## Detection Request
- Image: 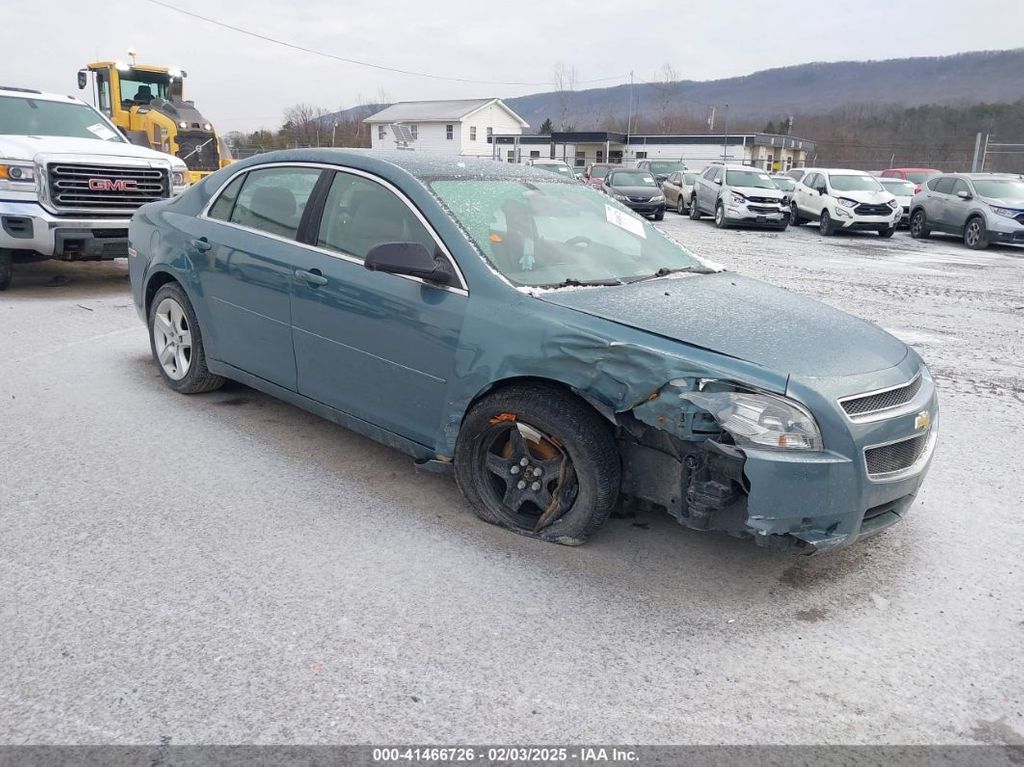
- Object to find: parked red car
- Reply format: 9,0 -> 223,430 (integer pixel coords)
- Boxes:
880,167 -> 942,194
582,163 -> 617,189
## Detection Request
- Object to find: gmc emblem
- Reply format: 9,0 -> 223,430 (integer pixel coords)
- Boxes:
88,178 -> 139,192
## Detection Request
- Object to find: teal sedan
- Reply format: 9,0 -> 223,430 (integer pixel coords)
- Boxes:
128,149 -> 938,553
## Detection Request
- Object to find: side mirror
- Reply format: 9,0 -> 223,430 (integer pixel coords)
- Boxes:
957,190 -> 972,200
817,186 -> 826,196
364,242 -> 456,287
714,178 -> 722,186
77,70 -> 88,90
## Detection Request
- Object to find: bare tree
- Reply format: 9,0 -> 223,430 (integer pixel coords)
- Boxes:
650,63 -> 680,131
281,103 -> 330,148
553,62 -> 578,131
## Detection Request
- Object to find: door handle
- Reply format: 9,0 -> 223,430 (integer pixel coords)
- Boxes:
191,237 -> 212,253
295,268 -> 328,287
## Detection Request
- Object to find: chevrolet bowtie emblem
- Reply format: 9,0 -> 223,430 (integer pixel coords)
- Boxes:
915,411 -> 932,430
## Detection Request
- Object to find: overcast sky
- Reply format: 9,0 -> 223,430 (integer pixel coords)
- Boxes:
7,0 -> 1024,132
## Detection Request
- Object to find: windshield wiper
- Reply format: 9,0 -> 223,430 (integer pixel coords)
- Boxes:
542,277 -> 626,289
627,266 -> 715,284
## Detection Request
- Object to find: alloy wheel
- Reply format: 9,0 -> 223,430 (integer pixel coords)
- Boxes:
152,297 -> 193,381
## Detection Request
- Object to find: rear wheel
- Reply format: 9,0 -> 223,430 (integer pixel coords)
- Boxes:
454,383 -> 620,545
819,209 -> 835,236
963,216 -> 989,250
148,282 -> 225,394
689,197 -> 702,220
0,249 -> 12,291
714,202 -> 728,229
909,209 -> 930,239
676,196 -> 686,215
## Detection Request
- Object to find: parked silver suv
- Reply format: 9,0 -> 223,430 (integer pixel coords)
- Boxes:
909,173 -> 1024,250
690,163 -> 790,230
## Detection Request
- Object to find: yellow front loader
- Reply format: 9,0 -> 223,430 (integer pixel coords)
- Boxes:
78,57 -> 231,184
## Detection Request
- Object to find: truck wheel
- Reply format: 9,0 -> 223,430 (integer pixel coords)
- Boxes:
819,210 -> 835,236
714,202 -> 729,228
148,282 -> 225,394
963,216 -> 989,250
0,250 -> 12,291
689,197 -> 702,220
454,383 -> 620,545
909,210 -> 930,239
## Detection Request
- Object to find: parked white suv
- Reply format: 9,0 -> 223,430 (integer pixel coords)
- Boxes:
792,168 -> 900,237
0,86 -> 189,290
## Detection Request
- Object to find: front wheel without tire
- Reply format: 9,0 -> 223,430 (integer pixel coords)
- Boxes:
963,217 -> 989,250
148,282 -> 225,394
454,384 -> 620,545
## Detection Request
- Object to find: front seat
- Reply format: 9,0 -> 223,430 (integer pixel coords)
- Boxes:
243,187 -> 298,238
133,85 -> 154,104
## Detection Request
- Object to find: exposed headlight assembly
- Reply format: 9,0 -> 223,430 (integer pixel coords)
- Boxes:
728,191 -> 747,205
680,387 -> 823,451
837,197 -> 859,209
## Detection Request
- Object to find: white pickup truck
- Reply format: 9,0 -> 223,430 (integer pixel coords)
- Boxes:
0,85 -> 190,290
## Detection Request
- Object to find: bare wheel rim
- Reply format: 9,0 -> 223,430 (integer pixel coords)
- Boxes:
153,297 -> 193,381
479,421 -> 579,532
966,220 -> 982,246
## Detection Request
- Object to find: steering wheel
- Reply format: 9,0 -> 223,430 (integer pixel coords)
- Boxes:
565,235 -> 593,248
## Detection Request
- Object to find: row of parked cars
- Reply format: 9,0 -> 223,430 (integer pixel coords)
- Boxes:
526,157 -> 1024,251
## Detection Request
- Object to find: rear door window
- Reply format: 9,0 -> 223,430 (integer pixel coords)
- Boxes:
950,179 -> 970,197
932,177 -> 956,195
208,173 -> 246,221
228,166 -> 322,239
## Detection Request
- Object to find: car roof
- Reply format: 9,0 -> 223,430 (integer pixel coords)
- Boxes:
221,148 -> 579,184
882,167 -> 942,172
0,86 -> 84,104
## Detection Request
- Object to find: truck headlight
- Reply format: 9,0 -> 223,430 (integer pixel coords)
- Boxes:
171,168 -> 190,193
681,390 -> 823,451
0,161 -> 36,188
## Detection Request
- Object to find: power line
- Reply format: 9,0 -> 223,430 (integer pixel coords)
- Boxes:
142,0 -> 628,88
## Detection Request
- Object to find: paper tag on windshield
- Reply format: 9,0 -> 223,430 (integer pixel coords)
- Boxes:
605,205 -> 646,238
87,123 -> 117,141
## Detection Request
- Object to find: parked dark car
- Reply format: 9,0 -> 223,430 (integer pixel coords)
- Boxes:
128,149 -> 937,553
634,159 -> 687,186
601,168 -> 666,220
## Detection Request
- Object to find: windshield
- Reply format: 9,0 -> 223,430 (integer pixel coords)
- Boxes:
972,178 -> 1024,200
906,171 -> 939,184
829,174 -> 883,192
880,179 -> 915,195
534,162 -> 575,178
647,161 -> 685,175
608,171 -> 657,187
0,95 -> 124,142
589,165 -> 610,179
118,70 -> 170,107
429,179 -> 710,288
725,169 -> 775,189
771,177 -> 795,192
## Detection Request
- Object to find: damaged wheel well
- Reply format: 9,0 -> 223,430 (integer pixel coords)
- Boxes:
464,376 -> 617,429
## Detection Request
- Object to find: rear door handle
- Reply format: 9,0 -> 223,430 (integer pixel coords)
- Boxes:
191,237 -> 212,253
295,268 -> 328,287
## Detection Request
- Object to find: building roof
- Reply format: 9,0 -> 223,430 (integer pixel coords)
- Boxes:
364,98 -> 528,127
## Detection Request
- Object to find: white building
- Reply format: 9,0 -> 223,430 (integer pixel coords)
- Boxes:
364,98 -> 528,156
493,130 -> 816,172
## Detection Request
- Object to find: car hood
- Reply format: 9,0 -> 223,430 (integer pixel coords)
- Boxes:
734,185 -> 786,200
980,195 -> 1024,208
538,272 -> 908,378
831,188 -> 894,204
0,134 -> 181,166
610,185 -> 662,197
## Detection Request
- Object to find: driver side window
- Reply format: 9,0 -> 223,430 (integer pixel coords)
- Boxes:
317,172 -> 436,261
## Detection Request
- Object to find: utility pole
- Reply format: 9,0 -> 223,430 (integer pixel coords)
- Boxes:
721,104 -> 729,161
971,132 -> 983,172
626,70 -> 634,138
707,105 -> 716,132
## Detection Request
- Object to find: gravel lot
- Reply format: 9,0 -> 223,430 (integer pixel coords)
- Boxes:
1,217 -> 1022,746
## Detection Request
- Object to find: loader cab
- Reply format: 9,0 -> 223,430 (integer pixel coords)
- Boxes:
82,62 -> 184,124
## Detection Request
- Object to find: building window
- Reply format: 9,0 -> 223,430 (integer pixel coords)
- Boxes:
410,125 -> 418,139
785,156 -> 793,171
635,151 -> 647,159
575,150 -> 585,167
446,124 -> 454,140
487,127 -> 493,143
470,126 -> 477,141
766,153 -> 774,170
596,149 -> 604,163
507,150 -> 515,163
378,125 -> 386,140
529,150 -> 540,158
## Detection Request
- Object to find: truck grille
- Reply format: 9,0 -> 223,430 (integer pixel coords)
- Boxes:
855,203 -> 893,216
47,163 -> 168,211
840,375 -> 922,418
175,130 -> 220,172
865,433 -> 929,477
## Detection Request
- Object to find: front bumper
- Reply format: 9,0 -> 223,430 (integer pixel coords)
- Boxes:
724,203 -> 790,226
0,200 -> 130,260
985,214 -> 1024,243
834,208 -> 900,230
621,200 -> 666,217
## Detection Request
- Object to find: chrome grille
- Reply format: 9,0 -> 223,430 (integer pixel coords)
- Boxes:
47,163 -> 169,211
841,376 -> 922,417
865,434 -> 929,476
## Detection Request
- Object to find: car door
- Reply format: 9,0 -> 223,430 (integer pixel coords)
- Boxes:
697,167 -> 717,212
197,165 -> 324,390
797,173 -> 819,217
926,177 -> 956,231
288,168 -> 467,448
944,178 -> 973,233
663,172 -> 681,206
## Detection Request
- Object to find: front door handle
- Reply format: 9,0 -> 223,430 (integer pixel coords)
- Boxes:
295,268 -> 328,287
191,237 -> 212,253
